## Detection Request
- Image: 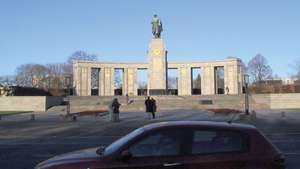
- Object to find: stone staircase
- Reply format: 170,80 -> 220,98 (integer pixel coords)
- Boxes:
47,95 -> 247,113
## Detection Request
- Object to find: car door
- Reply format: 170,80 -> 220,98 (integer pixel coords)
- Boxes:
116,129 -> 186,169
184,128 -> 250,169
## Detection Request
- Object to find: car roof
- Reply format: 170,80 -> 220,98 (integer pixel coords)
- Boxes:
142,121 -> 257,131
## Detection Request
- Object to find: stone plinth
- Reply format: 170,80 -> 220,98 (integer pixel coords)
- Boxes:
148,38 -> 167,95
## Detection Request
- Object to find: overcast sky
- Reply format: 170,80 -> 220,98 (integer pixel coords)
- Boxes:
0,0 -> 300,77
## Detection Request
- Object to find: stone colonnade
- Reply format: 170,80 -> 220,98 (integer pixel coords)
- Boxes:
73,58 -> 243,96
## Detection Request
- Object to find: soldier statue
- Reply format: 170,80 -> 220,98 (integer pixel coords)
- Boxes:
151,14 -> 163,38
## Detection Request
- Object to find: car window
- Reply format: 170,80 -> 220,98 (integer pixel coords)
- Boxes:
104,128 -> 144,155
129,130 -> 182,157
191,130 -> 245,154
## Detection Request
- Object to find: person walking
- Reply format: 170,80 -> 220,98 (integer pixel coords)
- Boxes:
109,98 -> 121,122
226,86 -> 229,95
151,97 -> 157,119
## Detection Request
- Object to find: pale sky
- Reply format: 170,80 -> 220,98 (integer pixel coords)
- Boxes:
1,0 -> 300,77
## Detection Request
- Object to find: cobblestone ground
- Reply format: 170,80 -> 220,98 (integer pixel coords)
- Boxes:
0,110 -> 299,169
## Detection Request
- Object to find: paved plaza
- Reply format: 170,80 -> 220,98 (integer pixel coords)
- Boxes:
0,110 -> 300,169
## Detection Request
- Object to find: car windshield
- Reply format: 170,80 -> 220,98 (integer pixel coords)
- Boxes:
104,127 -> 144,155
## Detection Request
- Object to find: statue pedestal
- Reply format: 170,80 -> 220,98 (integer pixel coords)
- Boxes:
148,38 -> 167,95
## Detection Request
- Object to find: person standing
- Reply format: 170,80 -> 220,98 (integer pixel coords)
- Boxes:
151,97 -> 157,119
145,96 -> 152,119
125,93 -> 129,105
109,98 -> 121,122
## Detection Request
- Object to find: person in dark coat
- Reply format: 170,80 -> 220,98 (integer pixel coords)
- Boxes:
112,98 -> 120,113
145,96 -> 155,119
151,97 -> 156,119
111,98 -> 121,122
145,96 -> 152,113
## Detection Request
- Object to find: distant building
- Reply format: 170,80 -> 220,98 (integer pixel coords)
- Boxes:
257,77 -> 298,86
294,79 -> 300,85
257,79 -> 282,86
281,77 -> 297,85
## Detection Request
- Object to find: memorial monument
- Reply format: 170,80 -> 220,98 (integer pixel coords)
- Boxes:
73,15 -> 244,96
148,15 -> 167,95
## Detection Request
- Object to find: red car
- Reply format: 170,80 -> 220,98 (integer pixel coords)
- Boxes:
35,121 -> 285,169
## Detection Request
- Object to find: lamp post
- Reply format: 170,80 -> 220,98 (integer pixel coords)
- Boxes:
64,75 -> 72,116
244,74 -> 250,115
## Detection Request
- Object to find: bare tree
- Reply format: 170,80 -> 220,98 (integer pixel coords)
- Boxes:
13,50 -> 97,90
0,75 -> 15,86
247,54 -> 272,83
192,74 -> 201,89
64,50 -> 98,74
296,61 -> 300,79
46,50 -> 97,89
45,63 -> 66,89
91,68 -> 100,89
15,64 -> 48,87
241,60 -> 248,74
67,51 -> 97,63
114,69 -> 123,89
46,63 -> 65,76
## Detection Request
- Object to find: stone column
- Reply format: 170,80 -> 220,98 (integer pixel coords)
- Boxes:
225,63 -> 239,95
238,62 -> 243,94
232,62 -> 239,94
81,67 -> 91,96
178,66 -> 192,95
224,64 -> 229,94
111,68 -> 115,96
124,68 -> 137,96
103,67 -> 114,96
148,38 -> 167,95
211,66 -> 216,95
202,66 -> 215,95
74,65 -> 81,96
123,68 -> 128,96
98,68 -> 103,96
87,67 -> 91,96
79,67 -> 86,96
225,58 -> 243,95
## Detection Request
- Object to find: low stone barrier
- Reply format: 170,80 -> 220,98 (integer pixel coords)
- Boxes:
0,96 -> 63,112
252,93 -> 300,110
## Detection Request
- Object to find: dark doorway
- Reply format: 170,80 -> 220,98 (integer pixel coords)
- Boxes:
167,68 -> 178,95
214,66 -> 225,94
191,67 -> 201,95
114,68 -> 124,96
137,68 -> 148,96
91,68 -> 100,96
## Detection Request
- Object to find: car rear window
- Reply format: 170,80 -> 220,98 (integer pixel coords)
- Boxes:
191,130 -> 247,155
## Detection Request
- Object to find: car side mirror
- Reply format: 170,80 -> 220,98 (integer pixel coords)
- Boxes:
120,150 -> 132,161
96,146 -> 106,155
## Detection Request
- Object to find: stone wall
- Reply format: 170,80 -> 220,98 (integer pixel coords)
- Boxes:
0,96 -> 63,112
74,57 -> 243,96
62,94 -> 300,112
252,94 -> 300,110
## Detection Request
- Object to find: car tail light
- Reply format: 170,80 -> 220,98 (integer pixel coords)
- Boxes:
273,153 -> 285,169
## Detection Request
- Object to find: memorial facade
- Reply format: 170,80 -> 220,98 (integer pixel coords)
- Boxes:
73,15 -> 244,96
